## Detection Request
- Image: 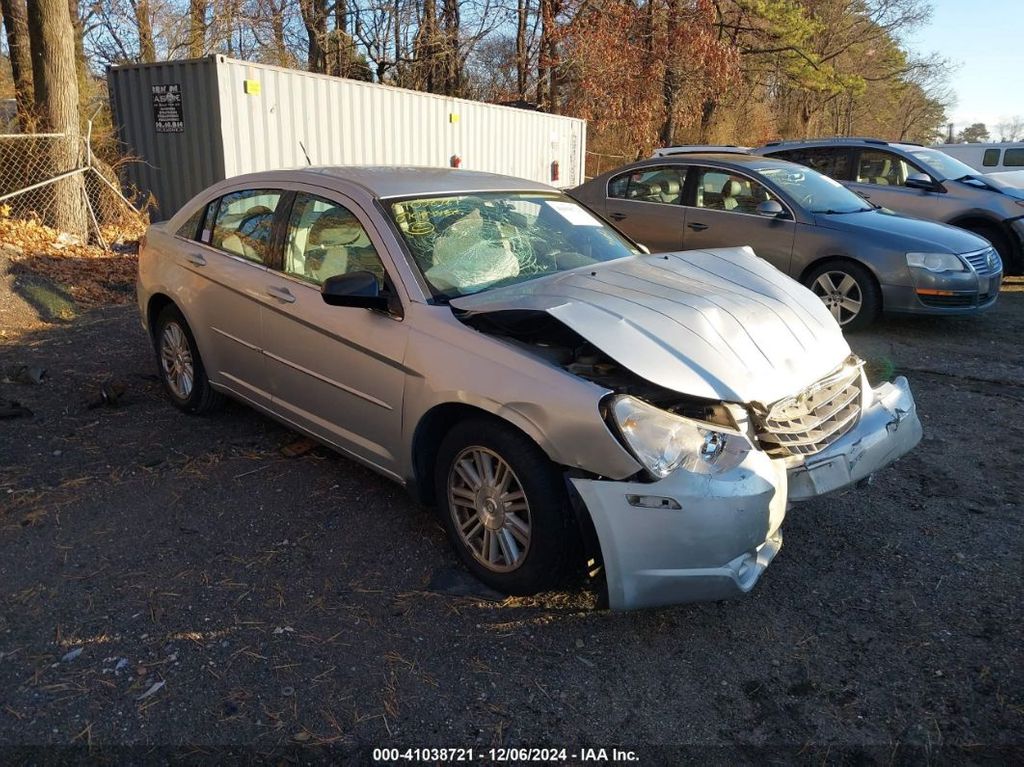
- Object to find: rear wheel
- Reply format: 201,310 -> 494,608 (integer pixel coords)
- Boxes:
434,418 -> 574,596
154,304 -> 224,414
804,260 -> 881,331
965,223 -> 1018,275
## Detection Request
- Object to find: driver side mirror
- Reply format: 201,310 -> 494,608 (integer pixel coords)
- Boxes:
905,172 -> 940,192
321,270 -> 391,311
756,200 -> 785,218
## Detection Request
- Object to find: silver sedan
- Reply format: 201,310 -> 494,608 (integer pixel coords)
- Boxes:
138,167 -> 922,609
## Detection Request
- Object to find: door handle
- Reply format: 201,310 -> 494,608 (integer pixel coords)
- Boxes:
265,286 -> 296,304
608,212 -> 627,221
186,252 -> 206,266
687,222 -> 708,232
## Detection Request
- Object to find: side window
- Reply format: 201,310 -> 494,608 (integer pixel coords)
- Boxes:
1004,148 -> 1024,167
856,150 -> 919,186
608,166 -> 686,205
176,205 -> 207,240
283,193 -> 386,288
799,148 -> 852,180
983,148 -> 1001,167
693,168 -> 776,214
210,189 -> 283,264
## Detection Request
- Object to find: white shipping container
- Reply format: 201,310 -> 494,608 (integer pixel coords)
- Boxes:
108,55 -> 587,218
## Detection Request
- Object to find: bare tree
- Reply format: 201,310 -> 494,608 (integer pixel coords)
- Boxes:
27,0 -> 88,237
1,0 -> 35,128
996,116 -> 1024,142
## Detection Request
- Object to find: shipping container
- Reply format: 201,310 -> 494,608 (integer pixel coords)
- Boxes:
108,55 -> 587,218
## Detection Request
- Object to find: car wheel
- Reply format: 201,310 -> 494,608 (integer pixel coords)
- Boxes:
434,418 -> 574,596
966,224 -> 1018,275
154,304 -> 224,414
805,260 -> 881,331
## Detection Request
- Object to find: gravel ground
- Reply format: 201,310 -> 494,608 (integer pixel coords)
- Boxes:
1,278 -> 1022,763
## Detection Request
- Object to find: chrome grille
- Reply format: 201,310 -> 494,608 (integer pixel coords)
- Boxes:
754,364 -> 863,459
961,247 -> 1000,275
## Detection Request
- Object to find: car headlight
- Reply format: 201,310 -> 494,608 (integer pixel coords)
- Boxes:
610,395 -> 751,479
906,252 -> 966,273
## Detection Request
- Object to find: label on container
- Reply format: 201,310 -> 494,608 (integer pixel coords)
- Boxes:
152,83 -> 184,133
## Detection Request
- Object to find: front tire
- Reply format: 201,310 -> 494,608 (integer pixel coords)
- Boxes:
154,304 -> 224,414
434,418 -> 574,596
966,223 -> 1018,275
804,260 -> 881,331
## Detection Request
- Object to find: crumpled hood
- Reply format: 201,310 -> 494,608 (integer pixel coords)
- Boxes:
451,247 -> 851,404
816,209 -> 988,253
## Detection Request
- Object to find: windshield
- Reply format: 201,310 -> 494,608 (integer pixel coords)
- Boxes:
905,147 -> 977,181
753,164 -> 872,214
388,193 -> 639,299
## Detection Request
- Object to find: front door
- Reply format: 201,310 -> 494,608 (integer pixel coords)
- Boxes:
681,167 -> 797,273
260,189 -> 410,479
846,148 -> 942,218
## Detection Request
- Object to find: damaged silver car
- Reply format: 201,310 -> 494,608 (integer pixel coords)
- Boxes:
137,167 -> 922,609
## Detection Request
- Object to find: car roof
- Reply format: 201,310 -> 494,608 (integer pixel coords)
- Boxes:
226,166 -> 559,199
624,152 -> 793,170
758,138 -> 924,152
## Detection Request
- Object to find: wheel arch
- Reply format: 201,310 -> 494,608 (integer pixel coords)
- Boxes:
799,254 -> 884,296
146,293 -> 177,338
409,403 -> 550,507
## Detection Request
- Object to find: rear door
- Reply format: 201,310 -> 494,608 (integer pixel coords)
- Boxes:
171,188 -> 285,406
681,167 -> 797,273
259,188 -> 410,479
601,165 -> 688,252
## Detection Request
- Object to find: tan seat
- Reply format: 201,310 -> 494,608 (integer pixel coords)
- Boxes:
721,180 -> 743,211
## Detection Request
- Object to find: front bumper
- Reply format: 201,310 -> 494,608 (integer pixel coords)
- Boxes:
788,375 -> 922,501
574,377 -> 922,610
882,269 -> 1003,315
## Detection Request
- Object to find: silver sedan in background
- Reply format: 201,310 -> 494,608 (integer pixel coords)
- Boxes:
138,167 -> 921,609
571,152 -> 1002,330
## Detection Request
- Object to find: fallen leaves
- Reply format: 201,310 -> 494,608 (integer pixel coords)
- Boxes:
1,216 -> 143,309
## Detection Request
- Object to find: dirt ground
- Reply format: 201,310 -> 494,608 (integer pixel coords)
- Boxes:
1,271 -> 1022,763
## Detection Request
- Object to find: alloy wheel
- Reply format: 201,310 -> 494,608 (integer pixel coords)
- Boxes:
448,446 -> 532,573
160,321 -> 195,400
812,270 -> 863,326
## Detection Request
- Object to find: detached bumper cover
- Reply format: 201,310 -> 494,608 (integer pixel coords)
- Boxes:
787,376 -> 922,501
573,376 -> 921,610
571,451 -> 788,611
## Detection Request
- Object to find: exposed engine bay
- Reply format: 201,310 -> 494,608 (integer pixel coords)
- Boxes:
454,308 -> 740,430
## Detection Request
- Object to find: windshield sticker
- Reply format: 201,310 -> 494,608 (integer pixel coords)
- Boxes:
546,200 -> 602,226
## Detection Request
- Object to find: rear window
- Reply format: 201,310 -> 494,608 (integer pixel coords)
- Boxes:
983,148 -> 1001,167
1005,149 -> 1024,167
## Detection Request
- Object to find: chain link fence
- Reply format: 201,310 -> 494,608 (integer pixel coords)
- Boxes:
0,131 -> 146,245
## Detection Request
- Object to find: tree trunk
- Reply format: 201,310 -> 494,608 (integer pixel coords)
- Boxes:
0,0 -> 35,130
300,0 -> 327,72
27,0 -> 88,238
659,0 -> 681,145
136,0 -> 156,62
515,0 -> 528,99
698,98 -> 717,143
440,0 -> 460,96
188,0 -> 206,58
538,0 -> 557,111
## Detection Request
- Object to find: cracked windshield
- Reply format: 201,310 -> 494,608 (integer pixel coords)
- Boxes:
390,193 -> 639,299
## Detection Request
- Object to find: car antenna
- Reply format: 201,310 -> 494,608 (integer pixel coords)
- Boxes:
299,141 -> 312,166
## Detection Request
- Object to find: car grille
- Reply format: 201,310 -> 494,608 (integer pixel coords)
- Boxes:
753,363 -> 863,459
961,247 -> 1000,275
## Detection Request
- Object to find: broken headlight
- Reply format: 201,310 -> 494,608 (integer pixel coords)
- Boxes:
610,395 -> 751,479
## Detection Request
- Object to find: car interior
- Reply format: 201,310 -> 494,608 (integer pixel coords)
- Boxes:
285,200 -> 381,286
696,172 -> 772,214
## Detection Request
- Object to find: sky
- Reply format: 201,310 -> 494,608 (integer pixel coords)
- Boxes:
903,0 -> 1024,138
